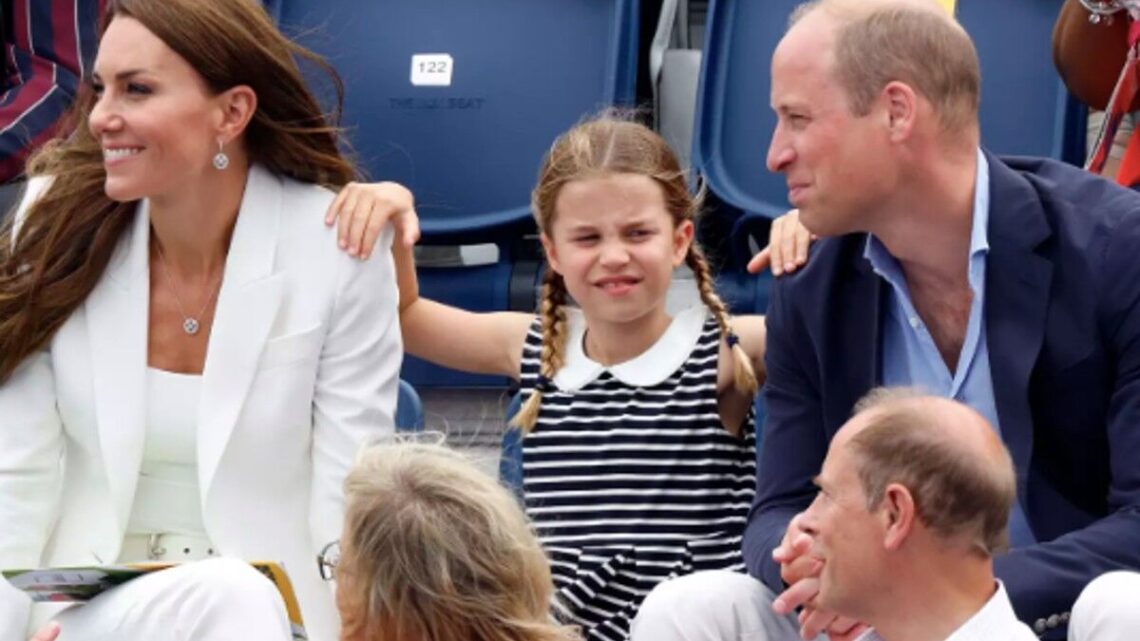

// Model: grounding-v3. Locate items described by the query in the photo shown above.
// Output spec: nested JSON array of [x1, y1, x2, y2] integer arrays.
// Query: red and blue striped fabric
[[0, 0, 104, 182]]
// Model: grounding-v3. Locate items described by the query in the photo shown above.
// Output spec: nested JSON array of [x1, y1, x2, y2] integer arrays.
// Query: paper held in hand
[[2, 560, 308, 640]]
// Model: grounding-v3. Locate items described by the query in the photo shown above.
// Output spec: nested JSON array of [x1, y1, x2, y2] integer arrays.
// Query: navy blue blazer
[[745, 151, 1140, 637]]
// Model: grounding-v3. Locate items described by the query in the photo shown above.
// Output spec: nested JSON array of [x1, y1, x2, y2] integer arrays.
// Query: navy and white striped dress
[[519, 306, 757, 641]]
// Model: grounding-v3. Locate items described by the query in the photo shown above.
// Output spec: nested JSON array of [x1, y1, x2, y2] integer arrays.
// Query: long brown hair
[[339, 441, 579, 641], [0, 0, 356, 383], [512, 115, 758, 430]]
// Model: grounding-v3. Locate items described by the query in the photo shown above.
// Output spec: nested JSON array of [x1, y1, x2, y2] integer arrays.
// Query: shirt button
[[909, 316, 921, 329], [1047, 614, 1061, 628]]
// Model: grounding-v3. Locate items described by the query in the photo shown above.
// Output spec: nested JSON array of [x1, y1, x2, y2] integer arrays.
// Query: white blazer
[[0, 165, 402, 641]]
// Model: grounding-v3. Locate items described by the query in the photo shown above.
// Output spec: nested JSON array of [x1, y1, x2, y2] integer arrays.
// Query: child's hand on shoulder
[[325, 181, 420, 259]]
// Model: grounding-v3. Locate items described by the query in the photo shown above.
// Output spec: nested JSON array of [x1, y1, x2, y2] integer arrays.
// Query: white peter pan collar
[[553, 305, 710, 392]]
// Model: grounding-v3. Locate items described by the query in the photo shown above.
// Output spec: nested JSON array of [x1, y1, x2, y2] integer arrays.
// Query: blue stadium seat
[[273, 0, 640, 387], [275, 0, 639, 237], [395, 379, 425, 433], [958, 2, 1088, 166]]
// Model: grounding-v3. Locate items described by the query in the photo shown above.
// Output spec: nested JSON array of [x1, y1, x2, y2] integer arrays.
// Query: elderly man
[[632, 388, 1039, 641], [631, 1, 1140, 640], [785, 389, 1031, 641]]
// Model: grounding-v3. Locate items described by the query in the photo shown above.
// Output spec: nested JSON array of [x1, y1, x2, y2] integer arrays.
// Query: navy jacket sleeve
[[742, 269, 830, 592]]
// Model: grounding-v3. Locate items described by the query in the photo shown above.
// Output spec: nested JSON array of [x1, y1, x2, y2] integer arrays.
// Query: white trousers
[[632, 569, 1140, 641], [629, 570, 823, 641], [1068, 571, 1140, 641], [29, 558, 292, 641]]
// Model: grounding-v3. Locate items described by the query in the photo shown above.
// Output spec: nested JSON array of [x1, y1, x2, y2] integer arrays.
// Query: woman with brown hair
[[0, 0, 413, 639], [327, 441, 579, 641]]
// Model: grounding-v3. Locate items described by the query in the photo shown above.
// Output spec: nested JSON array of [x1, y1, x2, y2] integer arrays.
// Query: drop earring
[[213, 140, 229, 170]]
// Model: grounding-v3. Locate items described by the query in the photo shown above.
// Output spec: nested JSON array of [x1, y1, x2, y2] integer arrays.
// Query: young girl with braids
[[392, 116, 766, 641]]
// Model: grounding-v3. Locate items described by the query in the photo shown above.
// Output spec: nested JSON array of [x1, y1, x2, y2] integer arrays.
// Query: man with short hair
[[792, 389, 1034, 641], [630, 1, 1140, 639]]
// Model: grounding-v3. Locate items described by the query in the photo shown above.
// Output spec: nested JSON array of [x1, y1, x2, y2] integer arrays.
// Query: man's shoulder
[[994, 154, 1140, 226], [991, 155, 1140, 278], [996, 154, 1094, 189], [764, 232, 876, 350]]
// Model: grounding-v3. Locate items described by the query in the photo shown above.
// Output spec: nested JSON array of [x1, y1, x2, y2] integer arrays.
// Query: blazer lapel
[[87, 202, 151, 533], [827, 242, 882, 432], [984, 154, 1053, 500], [198, 165, 285, 500]]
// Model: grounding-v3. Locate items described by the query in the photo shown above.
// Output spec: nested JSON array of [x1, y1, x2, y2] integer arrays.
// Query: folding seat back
[[959, 1, 1087, 164], [274, 0, 640, 387], [274, 0, 640, 239], [396, 379, 425, 433]]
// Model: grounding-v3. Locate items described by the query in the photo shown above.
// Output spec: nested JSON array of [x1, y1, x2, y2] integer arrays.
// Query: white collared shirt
[[857, 582, 1036, 641]]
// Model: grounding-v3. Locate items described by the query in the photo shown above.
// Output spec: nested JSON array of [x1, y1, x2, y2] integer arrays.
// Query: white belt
[[120, 533, 219, 563]]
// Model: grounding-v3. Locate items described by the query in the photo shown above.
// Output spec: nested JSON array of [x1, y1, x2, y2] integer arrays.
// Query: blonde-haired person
[[381, 115, 765, 640], [324, 440, 578, 641], [0, 0, 418, 639]]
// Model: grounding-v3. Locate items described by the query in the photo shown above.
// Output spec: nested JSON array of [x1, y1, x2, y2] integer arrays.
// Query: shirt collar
[[863, 148, 991, 285], [552, 305, 709, 391], [969, 148, 991, 259], [854, 581, 1026, 641], [943, 581, 1026, 641]]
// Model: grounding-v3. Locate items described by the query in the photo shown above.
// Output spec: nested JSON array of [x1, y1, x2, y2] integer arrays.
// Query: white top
[[857, 582, 1037, 641], [0, 166, 401, 641], [123, 368, 208, 537]]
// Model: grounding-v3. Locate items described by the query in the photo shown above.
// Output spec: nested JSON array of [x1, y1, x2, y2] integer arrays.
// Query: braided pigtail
[[512, 270, 570, 432], [686, 247, 759, 396]]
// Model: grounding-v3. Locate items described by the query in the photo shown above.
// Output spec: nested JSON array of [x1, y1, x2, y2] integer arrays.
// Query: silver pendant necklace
[[154, 242, 223, 336]]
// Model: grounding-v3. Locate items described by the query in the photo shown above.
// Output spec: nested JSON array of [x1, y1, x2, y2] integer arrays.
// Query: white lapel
[[86, 201, 150, 534], [198, 165, 285, 501]]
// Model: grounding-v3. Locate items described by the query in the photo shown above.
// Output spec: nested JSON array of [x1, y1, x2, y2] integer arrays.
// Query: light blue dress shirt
[[863, 150, 1035, 547]]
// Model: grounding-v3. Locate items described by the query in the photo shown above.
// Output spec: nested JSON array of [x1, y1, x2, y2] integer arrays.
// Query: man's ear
[[540, 232, 562, 275], [881, 81, 918, 143], [673, 219, 695, 267], [881, 483, 916, 551], [215, 84, 258, 145]]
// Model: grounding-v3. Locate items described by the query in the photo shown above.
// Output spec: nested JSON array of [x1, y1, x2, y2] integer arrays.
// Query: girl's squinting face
[[543, 173, 693, 327], [89, 17, 225, 202]]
